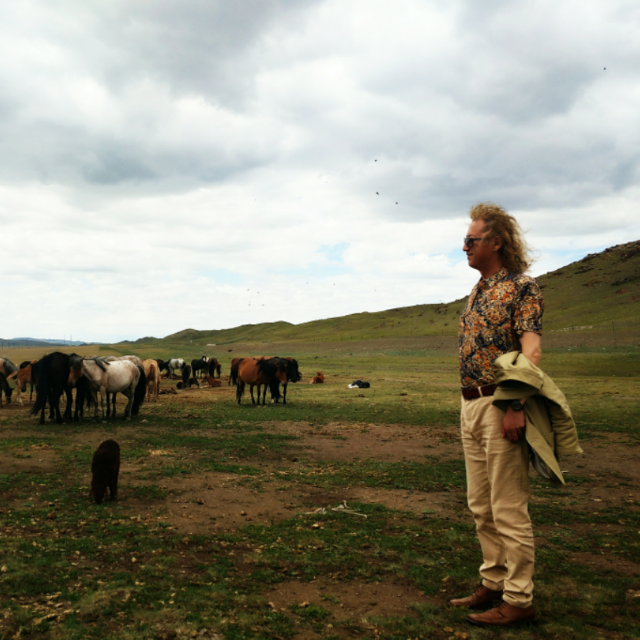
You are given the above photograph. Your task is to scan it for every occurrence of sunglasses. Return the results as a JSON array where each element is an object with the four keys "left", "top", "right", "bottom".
[{"left": 463, "top": 236, "right": 484, "bottom": 248}]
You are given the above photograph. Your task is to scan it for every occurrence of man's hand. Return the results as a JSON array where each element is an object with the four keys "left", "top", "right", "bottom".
[{"left": 502, "top": 407, "right": 526, "bottom": 442}]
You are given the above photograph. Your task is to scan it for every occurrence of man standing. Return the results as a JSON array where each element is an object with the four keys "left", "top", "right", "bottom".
[{"left": 451, "top": 202, "right": 542, "bottom": 626}]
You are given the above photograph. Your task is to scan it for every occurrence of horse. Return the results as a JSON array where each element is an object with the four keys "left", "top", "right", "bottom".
[
  {"left": 207, "top": 357, "right": 222, "bottom": 378},
  {"left": 311, "top": 371, "right": 325, "bottom": 384},
  {"left": 228, "top": 357, "right": 244, "bottom": 386},
  {"left": 119, "top": 355, "right": 144, "bottom": 368},
  {"left": 0, "top": 373, "right": 12, "bottom": 407},
  {"left": 0, "top": 357, "right": 18, "bottom": 379},
  {"left": 143, "top": 359, "right": 161, "bottom": 402},
  {"left": 181, "top": 364, "right": 192, "bottom": 387},
  {"left": 160, "top": 358, "right": 186, "bottom": 379},
  {"left": 236, "top": 357, "right": 285, "bottom": 405},
  {"left": 30, "top": 352, "right": 77, "bottom": 424},
  {"left": 68, "top": 357, "right": 145, "bottom": 420},
  {"left": 190, "top": 357, "right": 208, "bottom": 378},
  {"left": 268, "top": 357, "right": 301, "bottom": 405},
  {"left": 7, "top": 361, "right": 38, "bottom": 405}
]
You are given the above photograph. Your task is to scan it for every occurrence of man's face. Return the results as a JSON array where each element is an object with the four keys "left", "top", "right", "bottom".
[{"left": 464, "top": 219, "right": 498, "bottom": 273}]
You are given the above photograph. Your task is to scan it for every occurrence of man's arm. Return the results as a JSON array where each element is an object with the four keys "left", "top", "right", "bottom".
[
  {"left": 520, "top": 331, "right": 541, "bottom": 366},
  {"left": 501, "top": 331, "right": 542, "bottom": 442}
]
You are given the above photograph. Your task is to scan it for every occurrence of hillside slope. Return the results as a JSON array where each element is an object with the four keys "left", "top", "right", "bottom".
[{"left": 132, "top": 239, "right": 639, "bottom": 346}]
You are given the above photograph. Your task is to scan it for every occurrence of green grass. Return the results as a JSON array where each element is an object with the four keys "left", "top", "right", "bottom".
[{"left": 1, "top": 339, "right": 639, "bottom": 639}]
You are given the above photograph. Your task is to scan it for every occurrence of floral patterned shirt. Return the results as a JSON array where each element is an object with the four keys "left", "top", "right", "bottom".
[{"left": 458, "top": 268, "right": 543, "bottom": 389}]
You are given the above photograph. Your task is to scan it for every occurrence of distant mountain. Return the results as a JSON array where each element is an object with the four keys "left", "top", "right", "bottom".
[{"left": 1, "top": 337, "right": 91, "bottom": 348}]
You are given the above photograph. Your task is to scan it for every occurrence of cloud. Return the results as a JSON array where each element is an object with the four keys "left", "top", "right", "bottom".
[{"left": 0, "top": 0, "right": 639, "bottom": 341}]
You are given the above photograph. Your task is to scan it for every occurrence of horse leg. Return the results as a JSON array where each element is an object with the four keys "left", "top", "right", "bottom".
[
  {"left": 250, "top": 384, "right": 256, "bottom": 405},
  {"left": 15, "top": 382, "right": 23, "bottom": 406},
  {"left": 236, "top": 380, "right": 244, "bottom": 404},
  {"left": 63, "top": 388, "right": 73, "bottom": 420},
  {"left": 124, "top": 388, "right": 134, "bottom": 420},
  {"left": 282, "top": 382, "right": 288, "bottom": 405},
  {"left": 53, "top": 390, "right": 64, "bottom": 424},
  {"left": 111, "top": 392, "right": 117, "bottom": 417},
  {"left": 99, "top": 389, "right": 106, "bottom": 421}
]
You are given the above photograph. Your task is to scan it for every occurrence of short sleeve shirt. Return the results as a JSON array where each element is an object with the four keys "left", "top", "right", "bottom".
[{"left": 458, "top": 268, "right": 543, "bottom": 389}]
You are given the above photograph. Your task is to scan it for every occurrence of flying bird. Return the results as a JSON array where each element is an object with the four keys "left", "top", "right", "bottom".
[{"left": 376, "top": 192, "right": 379, "bottom": 195}]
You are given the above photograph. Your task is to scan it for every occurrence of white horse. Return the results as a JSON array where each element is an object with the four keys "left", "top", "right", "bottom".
[
  {"left": 68, "top": 357, "right": 144, "bottom": 420},
  {"left": 161, "top": 358, "right": 186, "bottom": 379}
]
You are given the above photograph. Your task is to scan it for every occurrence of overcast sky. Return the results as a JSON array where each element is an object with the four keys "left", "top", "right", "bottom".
[{"left": 2, "top": 0, "right": 639, "bottom": 343}]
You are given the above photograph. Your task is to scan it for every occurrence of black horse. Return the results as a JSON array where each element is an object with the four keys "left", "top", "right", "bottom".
[
  {"left": 270, "top": 357, "right": 302, "bottom": 405},
  {"left": 0, "top": 373, "right": 12, "bottom": 407},
  {"left": 30, "top": 352, "right": 77, "bottom": 424},
  {"left": 207, "top": 357, "right": 222, "bottom": 378},
  {"left": 191, "top": 357, "right": 208, "bottom": 378}
]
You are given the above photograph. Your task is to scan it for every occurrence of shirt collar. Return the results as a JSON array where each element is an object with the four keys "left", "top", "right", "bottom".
[{"left": 478, "top": 267, "right": 508, "bottom": 290}]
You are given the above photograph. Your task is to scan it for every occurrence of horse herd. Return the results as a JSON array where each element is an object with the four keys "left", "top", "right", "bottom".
[{"left": 0, "top": 353, "right": 302, "bottom": 424}]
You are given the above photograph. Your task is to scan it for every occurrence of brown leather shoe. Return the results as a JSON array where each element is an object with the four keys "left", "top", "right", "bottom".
[
  {"left": 467, "top": 601, "right": 536, "bottom": 626},
  {"left": 449, "top": 585, "right": 503, "bottom": 609}
]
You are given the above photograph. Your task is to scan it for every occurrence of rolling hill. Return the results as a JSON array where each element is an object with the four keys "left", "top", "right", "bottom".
[{"left": 128, "top": 239, "right": 640, "bottom": 347}]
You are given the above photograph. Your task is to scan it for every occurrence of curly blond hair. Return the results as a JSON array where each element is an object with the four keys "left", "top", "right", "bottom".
[{"left": 469, "top": 202, "right": 533, "bottom": 274}]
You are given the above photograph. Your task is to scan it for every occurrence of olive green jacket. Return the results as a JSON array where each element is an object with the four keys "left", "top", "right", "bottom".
[{"left": 492, "top": 351, "right": 584, "bottom": 485}]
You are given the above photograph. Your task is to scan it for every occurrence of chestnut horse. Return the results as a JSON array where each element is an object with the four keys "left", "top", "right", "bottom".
[
  {"left": 142, "top": 359, "right": 161, "bottom": 402},
  {"left": 236, "top": 357, "right": 285, "bottom": 405}
]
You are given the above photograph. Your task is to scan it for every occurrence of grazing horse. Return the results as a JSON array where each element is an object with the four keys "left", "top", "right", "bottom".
[
  {"left": 228, "top": 357, "right": 244, "bottom": 386},
  {"left": 30, "top": 352, "right": 77, "bottom": 424},
  {"left": 236, "top": 357, "right": 286, "bottom": 405},
  {"left": 142, "top": 359, "right": 161, "bottom": 402},
  {"left": 119, "top": 355, "right": 144, "bottom": 368},
  {"left": 8, "top": 361, "right": 38, "bottom": 405},
  {"left": 160, "top": 358, "right": 186, "bottom": 379},
  {"left": 269, "top": 357, "right": 302, "bottom": 405},
  {"left": 68, "top": 357, "right": 145, "bottom": 420},
  {"left": 208, "top": 357, "right": 222, "bottom": 378},
  {"left": 0, "top": 357, "right": 18, "bottom": 379},
  {"left": 0, "top": 373, "right": 12, "bottom": 407},
  {"left": 191, "top": 357, "right": 208, "bottom": 378}
]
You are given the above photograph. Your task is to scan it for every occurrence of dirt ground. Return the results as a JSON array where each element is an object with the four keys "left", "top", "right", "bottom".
[{"left": 2, "top": 390, "right": 639, "bottom": 633}]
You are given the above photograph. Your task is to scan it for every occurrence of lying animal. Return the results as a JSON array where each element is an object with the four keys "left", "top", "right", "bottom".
[
  {"left": 205, "top": 376, "right": 222, "bottom": 387},
  {"left": 188, "top": 377, "right": 200, "bottom": 388},
  {"left": 348, "top": 380, "right": 370, "bottom": 389},
  {"left": 311, "top": 371, "right": 325, "bottom": 384},
  {"left": 90, "top": 440, "right": 120, "bottom": 505}
]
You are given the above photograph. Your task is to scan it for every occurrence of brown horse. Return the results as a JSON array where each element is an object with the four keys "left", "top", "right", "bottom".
[
  {"left": 311, "top": 371, "right": 324, "bottom": 384},
  {"left": 236, "top": 357, "right": 286, "bottom": 405},
  {"left": 7, "top": 360, "right": 38, "bottom": 405},
  {"left": 142, "top": 359, "right": 161, "bottom": 402}
]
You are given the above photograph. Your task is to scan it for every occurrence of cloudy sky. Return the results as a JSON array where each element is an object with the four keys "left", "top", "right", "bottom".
[{"left": 2, "top": 0, "right": 639, "bottom": 343}]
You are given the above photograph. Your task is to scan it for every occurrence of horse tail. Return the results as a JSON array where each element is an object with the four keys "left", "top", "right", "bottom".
[
  {"left": 132, "top": 366, "right": 146, "bottom": 416},
  {"left": 30, "top": 357, "right": 49, "bottom": 416},
  {"left": 236, "top": 379, "right": 245, "bottom": 404}
]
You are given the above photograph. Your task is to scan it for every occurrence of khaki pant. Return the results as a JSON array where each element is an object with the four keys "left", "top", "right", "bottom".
[{"left": 460, "top": 395, "right": 534, "bottom": 608}]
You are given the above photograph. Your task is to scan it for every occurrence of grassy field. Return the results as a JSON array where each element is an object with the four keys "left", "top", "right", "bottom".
[{"left": 0, "top": 337, "right": 639, "bottom": 640}]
